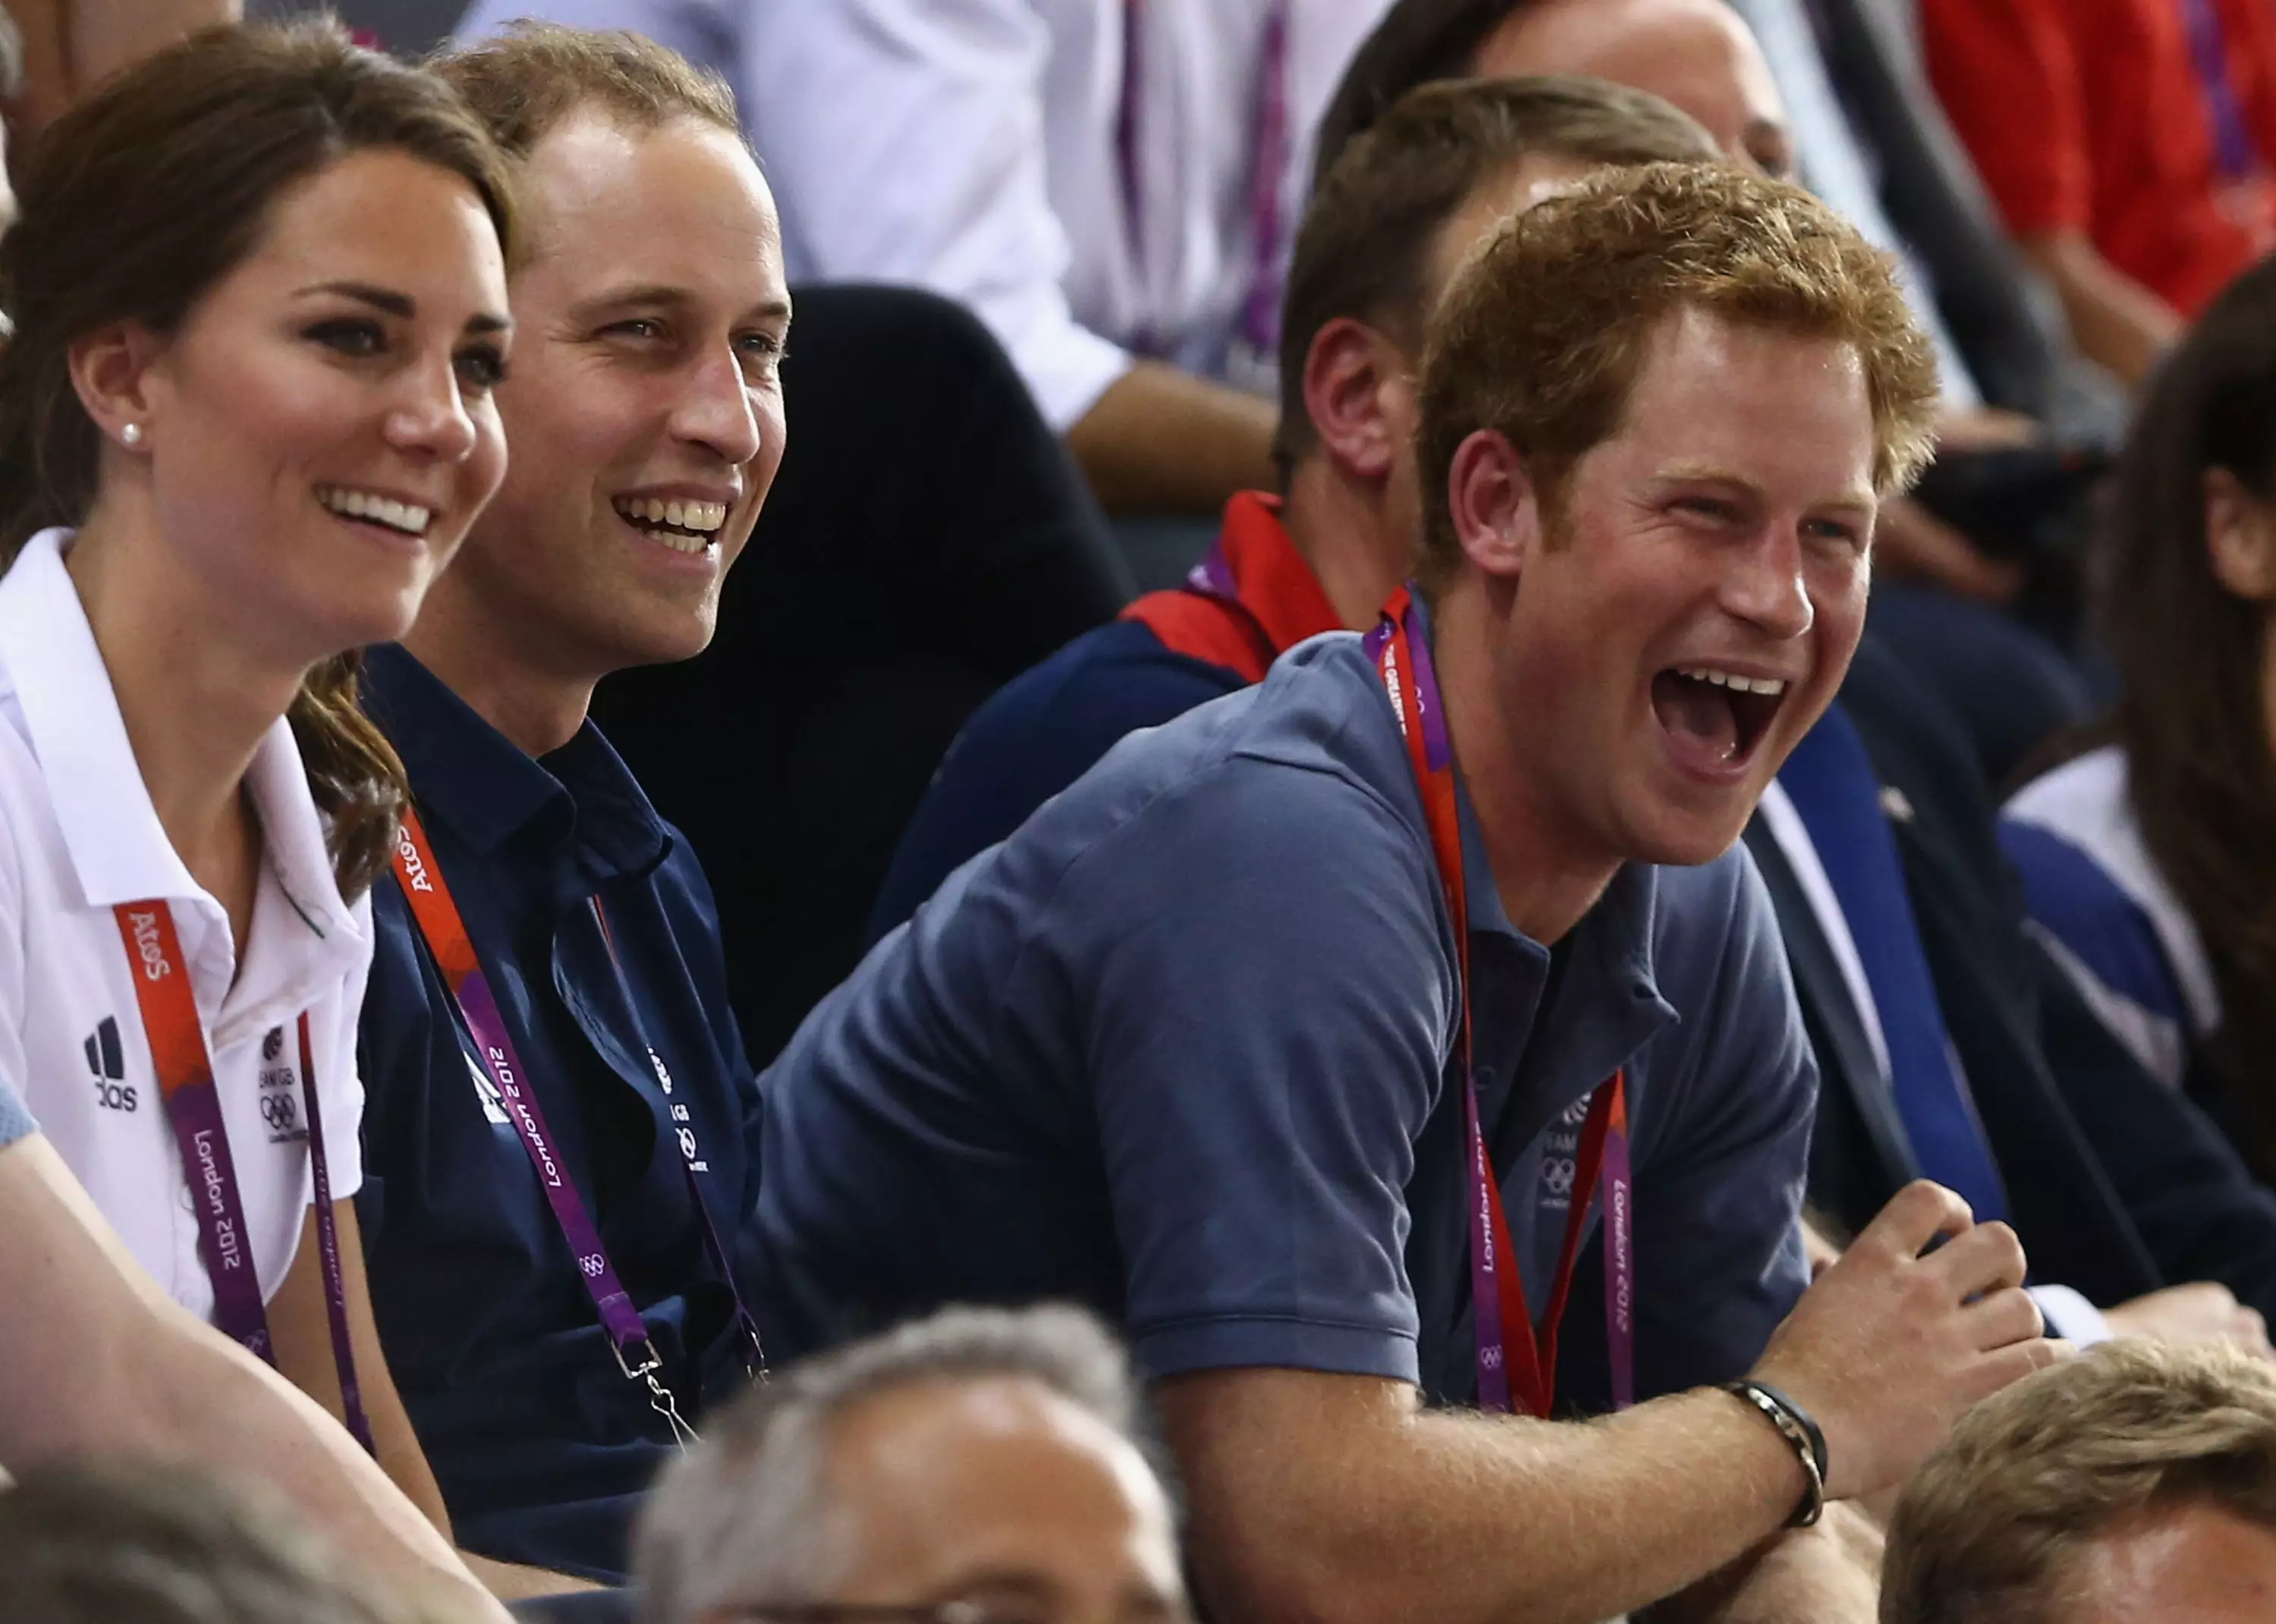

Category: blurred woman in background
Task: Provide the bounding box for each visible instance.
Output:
[2002,256,2276,1177]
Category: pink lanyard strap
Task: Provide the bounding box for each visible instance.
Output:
[1237,0,1294,356]
[1363,589,1636,1415]
[2179,0,2257,181]
[114,903,373,1451]
[1117,0,1293,356]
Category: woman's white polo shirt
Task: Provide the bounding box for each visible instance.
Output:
[0,527,369,1318]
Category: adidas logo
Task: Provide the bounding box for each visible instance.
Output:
[84,1016,137,1113]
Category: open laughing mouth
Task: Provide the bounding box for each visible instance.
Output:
[1650,664,1790,774]
[612,495,728,555]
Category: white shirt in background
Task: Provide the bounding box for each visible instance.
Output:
[454,0,1395,429]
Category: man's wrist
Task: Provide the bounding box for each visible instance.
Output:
[1719,1380,1827,1528]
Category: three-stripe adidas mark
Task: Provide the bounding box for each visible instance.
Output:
[85,1016,137,1112]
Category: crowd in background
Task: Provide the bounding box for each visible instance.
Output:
[8,2,2276,1622]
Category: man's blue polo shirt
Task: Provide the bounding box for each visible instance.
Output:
[756,630,1816,1407]
[357,646,762,1581]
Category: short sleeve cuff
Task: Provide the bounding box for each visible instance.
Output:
[0,1077,33,1151]
[1130,1314,1419,1385]
[1005,319,1135,433]
[2029,1283,2113,1347]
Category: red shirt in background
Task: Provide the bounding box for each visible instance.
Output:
[1922,0,2276,316]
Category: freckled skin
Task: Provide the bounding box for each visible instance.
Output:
[1480,309,1878,872]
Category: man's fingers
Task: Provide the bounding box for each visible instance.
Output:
[1957,1285,2043,1352]
[1853,1180,1974,1261]
[1925,1219,2029,1299]
[1973,1337,2073,1398]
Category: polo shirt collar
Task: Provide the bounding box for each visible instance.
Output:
[1217,491,1346,654]
[1404,583,1675,1091]
[363,642,668,880]
[1454,778,1676,1155]
[1452,779,1668,1004]
[0,528,360,941]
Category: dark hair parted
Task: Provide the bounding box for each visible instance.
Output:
[2100,256,2276,1171]
[0,20,518,900]
[1414,162,1941,589]
[1314,0,1533,184]
[430,19,743,161]
[1276,74,1716,473]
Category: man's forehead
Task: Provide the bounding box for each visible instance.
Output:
[517,109,785,299]
[1610,310,1877,497]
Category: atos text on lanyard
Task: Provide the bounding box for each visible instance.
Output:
[113,901,373,1450]
[388,807,765,1451]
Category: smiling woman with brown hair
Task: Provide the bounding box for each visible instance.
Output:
[0,14,514,1554]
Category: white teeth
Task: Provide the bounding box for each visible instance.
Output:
[611,495,729,542]
[318,485,432,537]
[1677,667,1787,697]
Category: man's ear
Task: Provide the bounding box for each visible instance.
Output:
[1300,316,1413,484]
[2206,466,2276,604]
[1445,427,1543,583]
[67,321,165,453]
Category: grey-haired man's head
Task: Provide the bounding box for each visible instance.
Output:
[637,1305,1187,1624]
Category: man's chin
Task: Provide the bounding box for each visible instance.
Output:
[599,611,718,673]
[1623,799,1754,871]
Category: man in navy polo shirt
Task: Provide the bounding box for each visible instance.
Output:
[352,27,789,1587]
[868,75,1720,936]
[757,165,2062,1619]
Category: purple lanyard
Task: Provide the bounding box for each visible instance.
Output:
[115,903,375,1452]
[1117,0,1294,357]
[390,809,760,1451]
[589,896,769,1381]
[2180,0,2258,181]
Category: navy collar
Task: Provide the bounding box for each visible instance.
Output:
[363,643,670,883]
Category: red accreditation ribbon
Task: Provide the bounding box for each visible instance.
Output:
[1363,586,1636,1416]
[114,902,373,1450]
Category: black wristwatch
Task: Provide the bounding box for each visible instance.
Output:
[1721,1378,1828,1528]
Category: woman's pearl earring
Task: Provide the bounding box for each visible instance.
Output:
[121,422,143,448]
